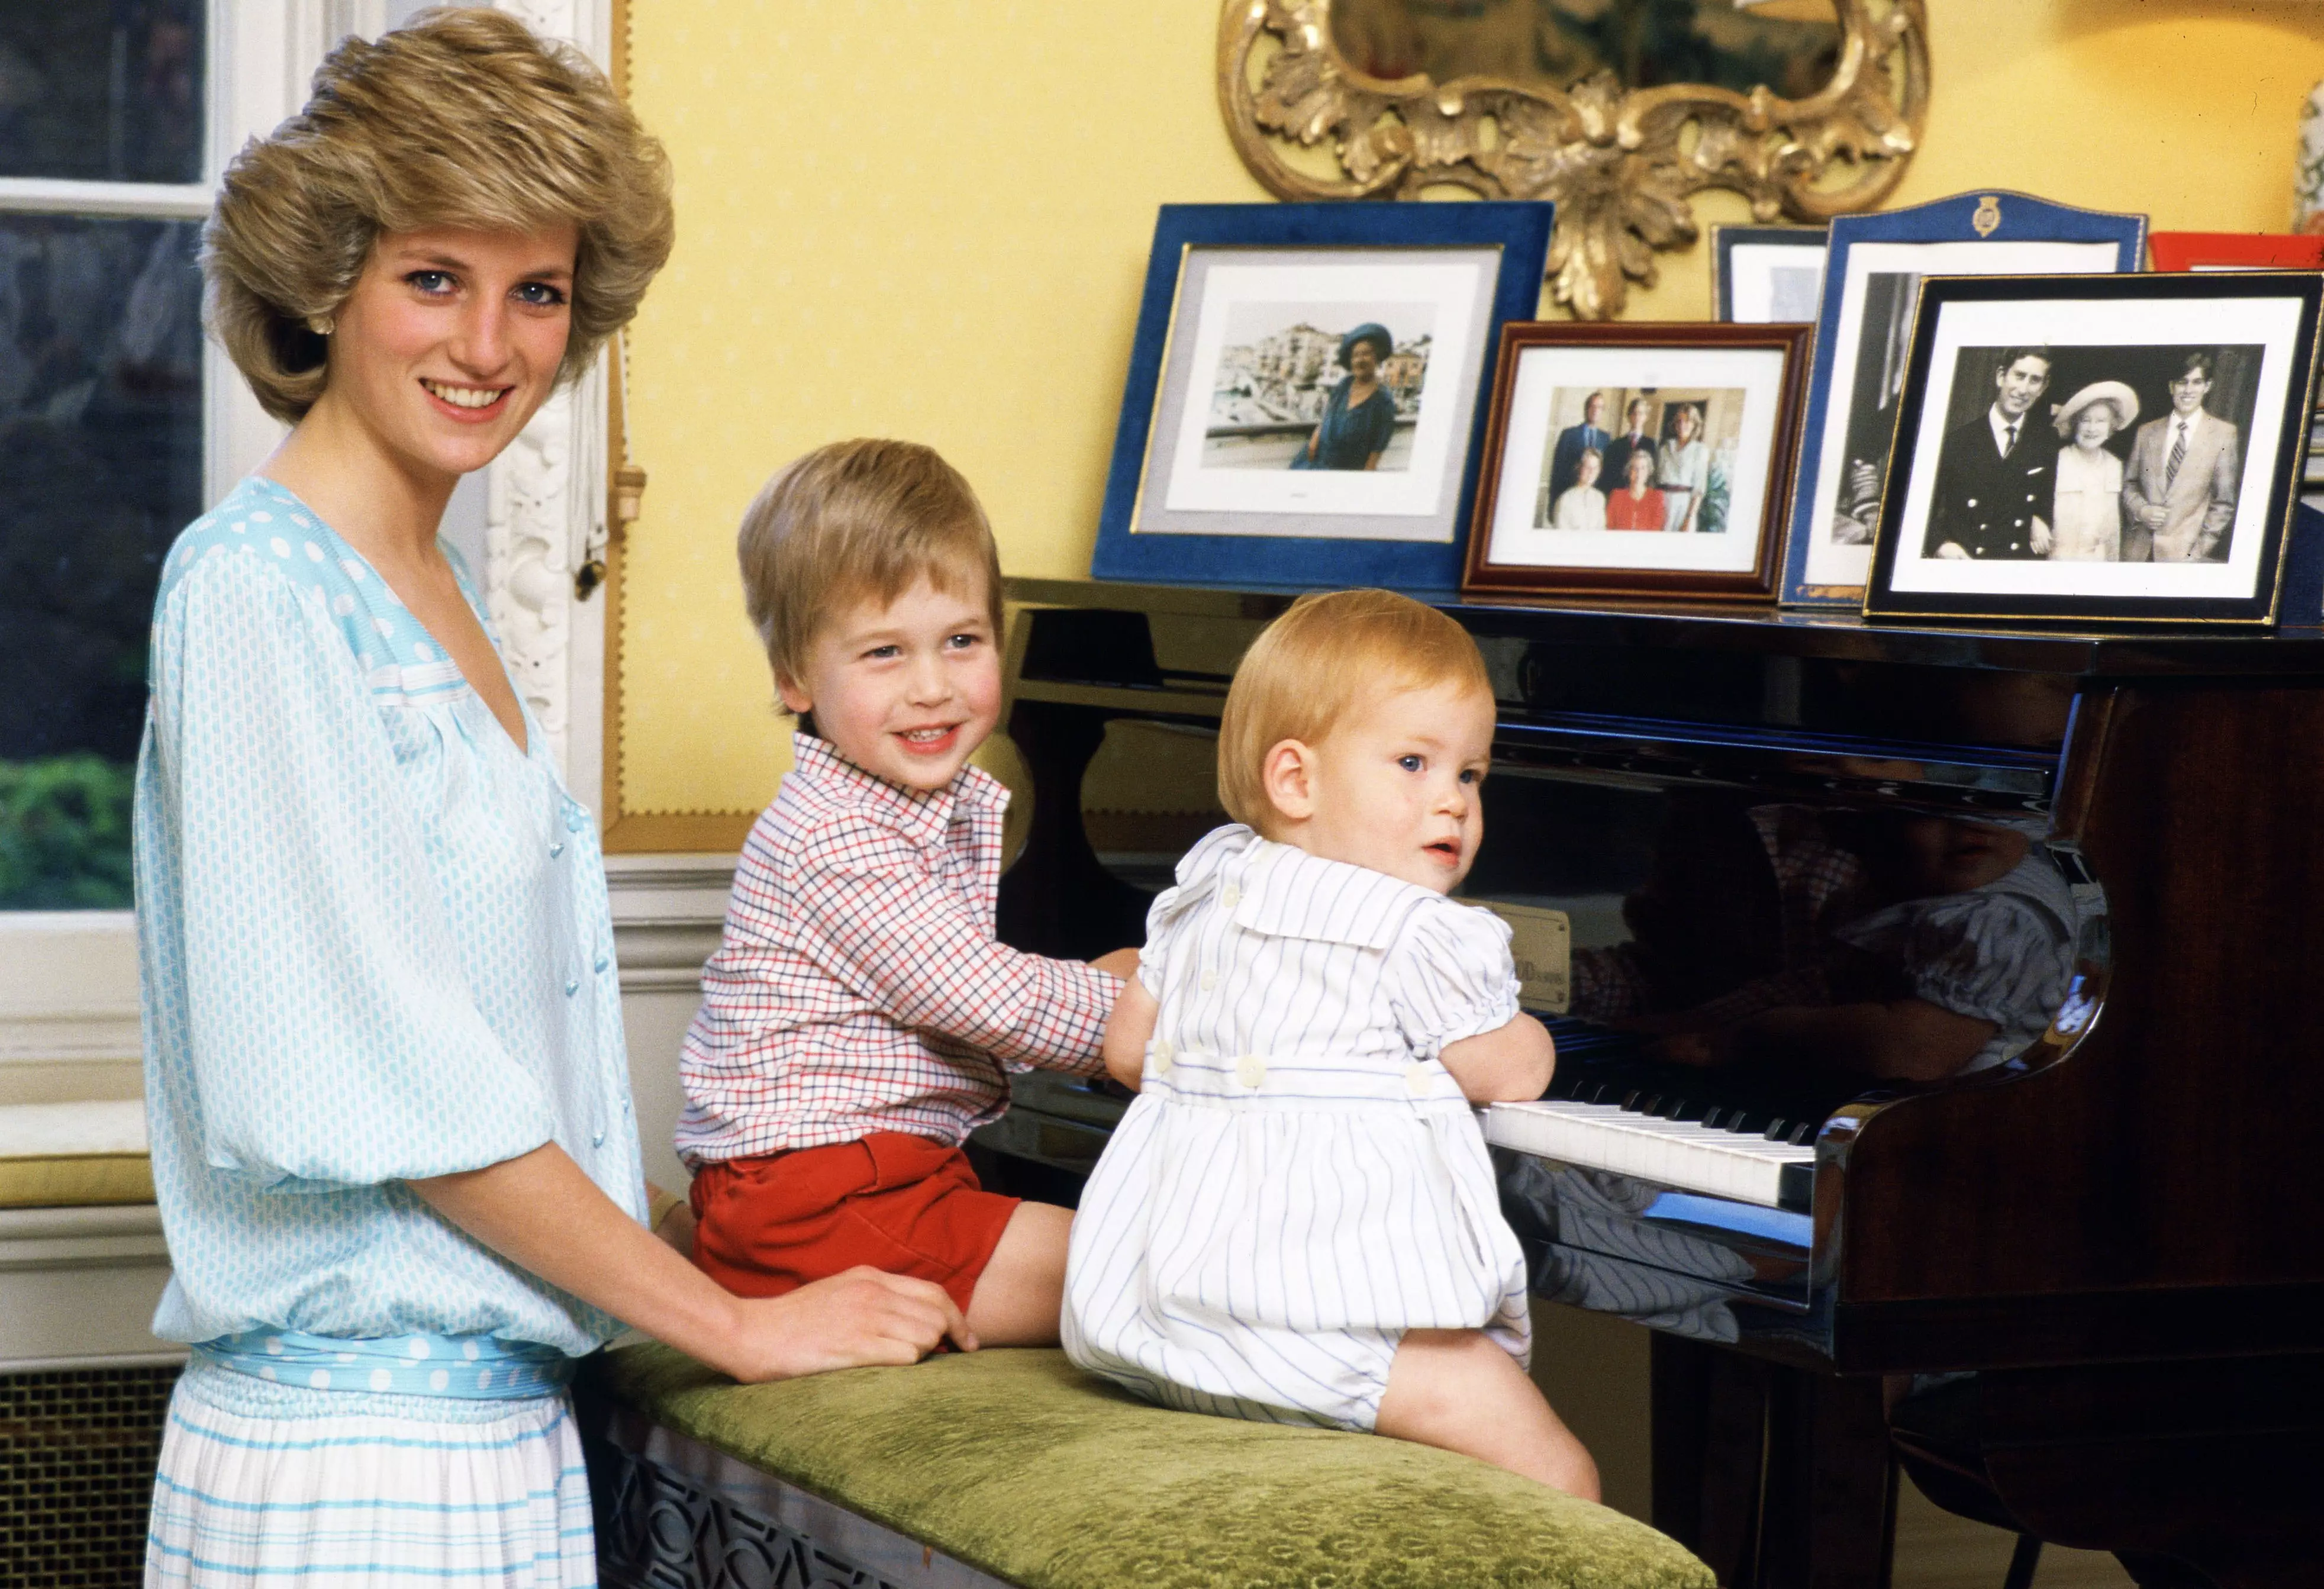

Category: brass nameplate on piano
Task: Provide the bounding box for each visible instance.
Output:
[1478,902,1571,1014]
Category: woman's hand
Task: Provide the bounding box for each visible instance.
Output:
[412,1145,974,1384]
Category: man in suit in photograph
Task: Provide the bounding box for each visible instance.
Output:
[1546,390,1611,505]
[1924,346,2054,560]
[1600,397,1656,503]
[2122,350,2239,562]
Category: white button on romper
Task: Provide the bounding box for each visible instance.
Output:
[1063,825,1533,1431]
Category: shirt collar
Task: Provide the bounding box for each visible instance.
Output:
[790,731,1004,848]
[1230,834,1433,950]
[1988,405,2025,451]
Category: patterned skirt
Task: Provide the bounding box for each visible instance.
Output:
[146,1362,594,1587]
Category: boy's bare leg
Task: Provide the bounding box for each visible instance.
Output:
[1376,1327,1601,1498]
[963,1201,1073,1346]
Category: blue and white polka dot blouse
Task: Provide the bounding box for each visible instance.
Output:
[136,475,645,1361]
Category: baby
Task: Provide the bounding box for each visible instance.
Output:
[1062,589,1599,1496]
[676,439,1136,1350]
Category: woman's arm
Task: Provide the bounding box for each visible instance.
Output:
[1437,1011,1556,1103]
[1100,977,1160,1092]
[412,1146,974,1380]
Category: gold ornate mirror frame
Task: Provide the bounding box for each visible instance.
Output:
[1218,0,1929,320]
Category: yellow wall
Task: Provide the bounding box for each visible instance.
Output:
[620,0,2324,820]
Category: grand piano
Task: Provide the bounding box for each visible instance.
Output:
[974,576,2324,1589]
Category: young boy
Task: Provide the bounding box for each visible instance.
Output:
[678,439,1136,1348]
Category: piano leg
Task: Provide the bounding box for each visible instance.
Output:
[992,700,1155,960]
[1651,1336,1898,1589]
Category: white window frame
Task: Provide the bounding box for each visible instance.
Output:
[0,0,611,1110]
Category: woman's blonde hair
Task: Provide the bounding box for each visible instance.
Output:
[737,439,1003,697]
[1218,588,1493,833]
[204,7,673,423]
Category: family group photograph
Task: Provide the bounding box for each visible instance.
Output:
[1534,384,1745,533]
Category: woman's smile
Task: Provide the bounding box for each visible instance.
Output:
[420,378,514,421]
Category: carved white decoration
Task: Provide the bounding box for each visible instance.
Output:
[483,0,613,792]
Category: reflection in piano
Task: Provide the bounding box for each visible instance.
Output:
[978,579,2324,1589]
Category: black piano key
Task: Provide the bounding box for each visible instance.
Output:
[1777,1161,1814,1213]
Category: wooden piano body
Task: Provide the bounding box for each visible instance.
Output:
[978,578,2324,1589]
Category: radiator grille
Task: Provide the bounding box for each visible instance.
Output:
[1,1365,180,1587]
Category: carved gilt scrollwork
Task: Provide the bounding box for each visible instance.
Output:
[1217,0,1928,320]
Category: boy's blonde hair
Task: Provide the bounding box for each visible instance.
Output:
[737,439,1004,694]
[1218,588,1493,833]
[204,8,673,424]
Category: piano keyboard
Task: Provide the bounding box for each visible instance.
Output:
[1486,1097,1816,1210]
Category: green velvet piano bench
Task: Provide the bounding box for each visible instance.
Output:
[578,1343,1714,1589]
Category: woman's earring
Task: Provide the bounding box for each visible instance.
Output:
[306,314,334,337]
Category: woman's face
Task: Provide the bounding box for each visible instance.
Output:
[1348,341,1379,381]
[1626,451,1653,489]
[2074,406,2114,448]
[318,224,579,482]
[1673,405,1698,440]
[1575,450,1601,487]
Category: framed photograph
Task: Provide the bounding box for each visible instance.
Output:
[1462,323,1812,602]
[1712,224,1829,324]
[1780,192,2146,608]
[2150,232,2324,272]
[1864,273,2324,626]
[1091,202,1556,593]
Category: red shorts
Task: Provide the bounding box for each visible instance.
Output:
[688,1132,1019,1315]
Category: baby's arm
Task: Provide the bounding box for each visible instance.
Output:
[1438,1011,1556,1103]
[1100,977,1159,1092]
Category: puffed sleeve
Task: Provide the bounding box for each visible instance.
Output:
[1836,892,2073,1034]
[147,553,557,1188]
[1388,900,1523,1061]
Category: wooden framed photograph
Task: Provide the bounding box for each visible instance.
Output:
[1090,201,1555,594]
[1711,224,1829,324]
[1462,322,1812,602]
[1780,192,2146,609]
[1865,272,2324,626]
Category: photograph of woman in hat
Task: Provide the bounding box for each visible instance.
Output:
[1290,321,1402,471]
[2046,380,2138,561]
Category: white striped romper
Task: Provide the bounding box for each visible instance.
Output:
[1062,824,1533,1432]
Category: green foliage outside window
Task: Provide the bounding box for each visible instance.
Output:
[0,755,136,910]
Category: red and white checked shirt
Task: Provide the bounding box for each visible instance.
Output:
[675,733,1120,1166]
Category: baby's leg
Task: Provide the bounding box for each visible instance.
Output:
[1376,1328,1600,1499]
[964,1201,1074,1346]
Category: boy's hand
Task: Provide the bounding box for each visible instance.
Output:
[1101,978,1161,1092]
[1090,947,1140,980]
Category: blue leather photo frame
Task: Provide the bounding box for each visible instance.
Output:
[1090,202,1554,595]
[1779,192,2146,608]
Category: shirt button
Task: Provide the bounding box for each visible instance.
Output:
[1236,1054,1267,1089]
[550,841,565,858]
[1221,884,1241,909]
[1150,1040,1174,1077]
[594,955,609,974]
[1201,969,1217,992]
[1404,1062,1434,1098]
[564,977,580,997]
[591,1129,605,1148]
[621,1097,633,1116]
[564,805,586,833]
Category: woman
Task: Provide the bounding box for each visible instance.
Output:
[140,15,965,1583]
[1656,402,1710,532]
[2046,380,2138,561]
[1289,322,1399,471]
[1606,447,1668,530]
[1549,446,1608,529]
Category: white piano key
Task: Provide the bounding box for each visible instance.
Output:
[1486,1098,1816,1208]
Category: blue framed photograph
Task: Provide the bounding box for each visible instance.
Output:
[1778,192,2146,608]
[1091,202,1555,595]
[1711,224,1827,325]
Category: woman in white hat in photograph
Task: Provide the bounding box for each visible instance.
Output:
[2045,380,2139,561]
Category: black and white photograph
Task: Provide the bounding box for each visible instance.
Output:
[1868,273,2324,624]
[1465,322,1810,602]
[1781,194,2146,606]
[1201,302,1434,472]
[1711,224,1828,325]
